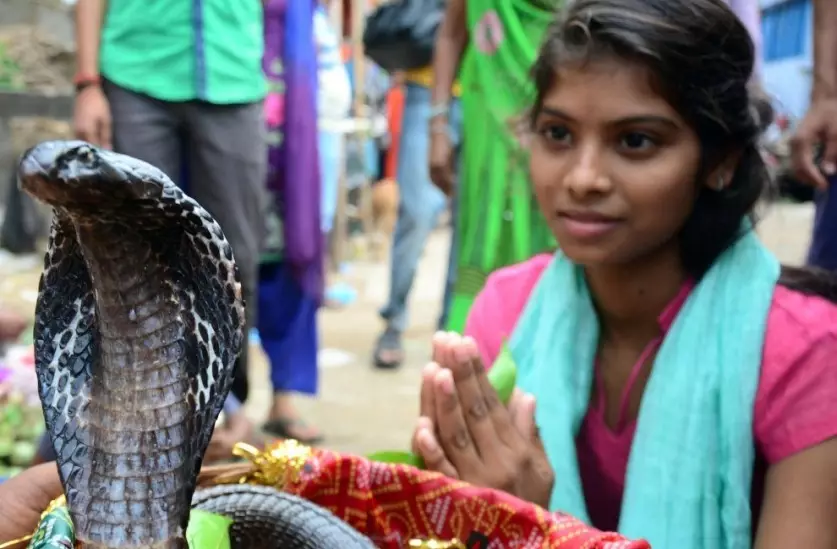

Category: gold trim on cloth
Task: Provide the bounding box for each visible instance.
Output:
[407,539,466,548]
[230,439,313,488]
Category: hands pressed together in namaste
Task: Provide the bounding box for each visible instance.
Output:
[411,332,555,508]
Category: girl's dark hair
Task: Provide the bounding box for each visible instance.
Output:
[528,0,837,301]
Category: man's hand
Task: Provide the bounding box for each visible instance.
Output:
[790,97,837,189]
[73,86,112,149]
[0,463,63,543]
[429,128,455,196]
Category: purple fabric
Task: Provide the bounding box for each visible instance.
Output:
[263,0,324,303]
[726,0,763,77]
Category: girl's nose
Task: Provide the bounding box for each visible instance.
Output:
[564,146,612,198]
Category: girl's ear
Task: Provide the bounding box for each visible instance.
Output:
[704,150,743,191]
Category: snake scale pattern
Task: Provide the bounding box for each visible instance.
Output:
[18,141,375,549]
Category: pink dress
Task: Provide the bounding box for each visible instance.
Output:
[465,255,837,532]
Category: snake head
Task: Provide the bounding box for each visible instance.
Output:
[18,140,166,212]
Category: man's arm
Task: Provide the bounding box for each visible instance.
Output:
[430,0,468,108]
[812,0,837,101]
[74,0,106,79]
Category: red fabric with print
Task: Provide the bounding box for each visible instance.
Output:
[281,448,650,549]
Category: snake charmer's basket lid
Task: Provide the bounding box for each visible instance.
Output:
[197,441,651,549]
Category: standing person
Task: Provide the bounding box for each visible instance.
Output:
[372,57,464,369]
[791,0,837,270]
[429,0,558,334]
[72,0,266,403]
[258,0,325,443]
[316,0,353,237]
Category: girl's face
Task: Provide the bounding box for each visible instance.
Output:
[529,58,706,268]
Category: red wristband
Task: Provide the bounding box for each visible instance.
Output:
[73,73,101,92]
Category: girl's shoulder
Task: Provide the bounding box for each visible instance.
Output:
[465,255,552,367]
[755,285,837,463]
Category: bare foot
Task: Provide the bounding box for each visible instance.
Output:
[264,393,323,443]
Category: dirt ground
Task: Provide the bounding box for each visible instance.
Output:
[0,201,816,456]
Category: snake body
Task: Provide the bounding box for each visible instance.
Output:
[18,141,374,549]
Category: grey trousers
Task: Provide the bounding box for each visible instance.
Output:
[104,80,267,402]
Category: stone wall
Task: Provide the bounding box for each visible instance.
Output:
[0,0,74,199]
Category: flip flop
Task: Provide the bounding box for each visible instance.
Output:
[373,328,403,370]
[262,417,325,445]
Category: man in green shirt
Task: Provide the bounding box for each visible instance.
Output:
[72,0,267,403]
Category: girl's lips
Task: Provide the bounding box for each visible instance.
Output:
[557,213,622,239]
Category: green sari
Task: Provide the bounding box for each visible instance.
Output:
[446,0,560,333]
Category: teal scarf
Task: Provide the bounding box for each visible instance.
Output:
[509,230,780,548]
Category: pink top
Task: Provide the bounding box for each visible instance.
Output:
[466,255,837,532]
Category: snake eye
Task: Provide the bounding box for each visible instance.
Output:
[75,145,97,165]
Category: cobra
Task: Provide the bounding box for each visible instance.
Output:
[18,141,375,549]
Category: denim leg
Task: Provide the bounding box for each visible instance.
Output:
[807,176,837,270]
[319,130,342,234]
[438,98,464,330]
[380,84,446,332]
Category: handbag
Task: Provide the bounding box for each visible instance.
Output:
[362,0,445,73]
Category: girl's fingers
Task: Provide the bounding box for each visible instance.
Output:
[433,368,481,472]
[448,336,499,453]
[419,361,441,419]
[414,417,459,479]
[509,390,537,439]
[433,331,462,370]
[475,353,518,445]
[431,331,447,363]
[432,331,454,368]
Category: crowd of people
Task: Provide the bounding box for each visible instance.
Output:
[2,0,837,545]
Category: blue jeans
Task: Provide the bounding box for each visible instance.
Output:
[319,130,342,234]
[380,84,462,333]
[808,176,837,269]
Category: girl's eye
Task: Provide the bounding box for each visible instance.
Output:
[539,124,572,144]
[619,132,656,151]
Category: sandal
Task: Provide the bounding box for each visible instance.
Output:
[373,328,404,370]
[262,417,324,445]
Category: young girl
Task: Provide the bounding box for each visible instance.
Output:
[411,0,837,547]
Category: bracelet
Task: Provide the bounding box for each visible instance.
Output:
[73,73,101,93]
[429,101,450,120]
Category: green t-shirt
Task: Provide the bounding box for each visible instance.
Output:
[100,0,267,104]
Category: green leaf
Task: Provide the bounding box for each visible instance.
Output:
[367,450,425,468]
[487,342,517,404]
[186,509,233,549]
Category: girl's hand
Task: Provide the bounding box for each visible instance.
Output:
[412,333,554,508]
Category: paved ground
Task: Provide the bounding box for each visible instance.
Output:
[0,201,817,456]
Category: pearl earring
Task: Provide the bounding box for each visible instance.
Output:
[714,175,726,191]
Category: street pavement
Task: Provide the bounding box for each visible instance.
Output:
[0,201,816,456]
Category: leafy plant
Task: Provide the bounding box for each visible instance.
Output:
[0,42,24,91]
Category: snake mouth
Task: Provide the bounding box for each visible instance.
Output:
[19,140,160,211]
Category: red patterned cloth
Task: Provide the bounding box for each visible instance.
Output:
[280,448,650,548]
